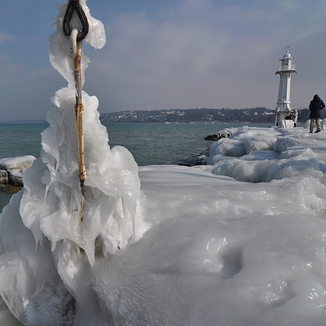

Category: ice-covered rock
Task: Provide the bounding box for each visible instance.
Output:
[0,156,35,171]
[0,156,35,187]
[8,169,23,186]
[0,170,8,185]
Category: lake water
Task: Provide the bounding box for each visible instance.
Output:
[0,122,271,212]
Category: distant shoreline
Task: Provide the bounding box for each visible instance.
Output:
[0,120,275,125]
[0,120,48,124]
[2,107,311,124]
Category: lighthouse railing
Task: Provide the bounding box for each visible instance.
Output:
[276,64,296,72]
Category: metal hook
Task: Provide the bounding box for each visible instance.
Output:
[63,0,89,42]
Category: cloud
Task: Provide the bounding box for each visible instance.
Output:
[86,2,285,112]
[0,60,25,87]
[178,0,212,15]
[27,67,55,81]
[87,0,326,114]
[0,31,15,45]
[274,0,298,14]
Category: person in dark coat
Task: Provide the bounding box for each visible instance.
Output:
[309,94,325,133]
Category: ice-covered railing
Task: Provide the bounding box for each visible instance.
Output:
[0,1,147,324]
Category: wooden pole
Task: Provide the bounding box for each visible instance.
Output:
[73,34,86,221]
[63,0,89,221]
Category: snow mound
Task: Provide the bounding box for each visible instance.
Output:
[208,126,326,183]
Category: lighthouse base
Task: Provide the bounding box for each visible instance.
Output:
[274,109,298,128]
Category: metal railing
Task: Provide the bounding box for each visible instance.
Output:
[276,64,296,72]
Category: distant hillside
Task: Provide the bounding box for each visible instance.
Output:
[100,107,276,124]
[0,120,47,124]
[1,108,312,124]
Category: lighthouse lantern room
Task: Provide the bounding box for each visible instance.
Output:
[274,49,297,127]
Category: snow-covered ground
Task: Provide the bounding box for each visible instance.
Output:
[134,127,326,326]
[1,1,326,325]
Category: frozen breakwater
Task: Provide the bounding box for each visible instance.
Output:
[0,156,35,188]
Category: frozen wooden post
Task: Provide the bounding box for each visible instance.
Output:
[63,0,89,220]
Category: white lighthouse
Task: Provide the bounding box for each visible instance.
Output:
[274,49,297,127]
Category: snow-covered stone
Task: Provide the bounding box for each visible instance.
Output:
[8,169,23,186]
[0,170,8,184]
[0,156,35,171]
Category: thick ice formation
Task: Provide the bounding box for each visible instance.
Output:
[0,1,147,324]
[209,126,326,183]
[23,0,147,263]
[107,162,326,326]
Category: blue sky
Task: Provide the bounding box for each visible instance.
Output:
[1,0,326,121]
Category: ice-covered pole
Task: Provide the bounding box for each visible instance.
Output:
[19,0,147,271]
[63,0,89,220]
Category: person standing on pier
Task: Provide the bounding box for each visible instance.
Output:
[309,94,325,133]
